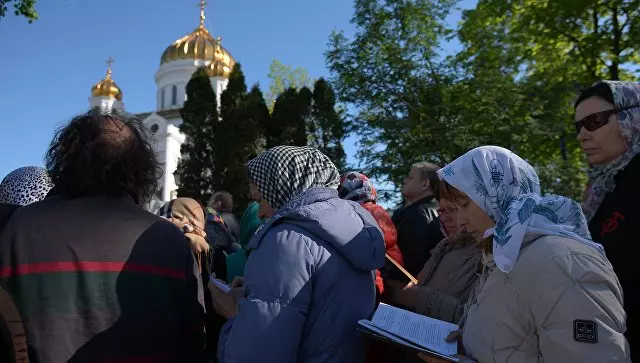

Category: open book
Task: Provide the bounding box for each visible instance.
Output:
[358,303,460,362]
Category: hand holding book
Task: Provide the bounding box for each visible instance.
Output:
[358,303,460,362]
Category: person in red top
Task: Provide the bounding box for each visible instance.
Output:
[338,172,404,298]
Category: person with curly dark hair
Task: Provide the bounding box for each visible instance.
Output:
[0,109,207,363]
[44,109,161,203]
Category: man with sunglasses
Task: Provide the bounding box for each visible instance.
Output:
[575,81,640,358]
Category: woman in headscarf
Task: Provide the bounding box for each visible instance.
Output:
[210,146,385,363]
[421,146,629,363]
[385,174,481,325]
[156,197,210,256]
[156,197,223,362]
[575,81,639,355]
[338,171,403,300]
[0,166,53,363]
[0,166,54,206]
[0,166,54,232]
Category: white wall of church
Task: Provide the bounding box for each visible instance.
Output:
[156,59,206,111]
[141,59,229,209]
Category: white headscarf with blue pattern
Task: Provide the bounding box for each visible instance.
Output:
[439,146,605,273]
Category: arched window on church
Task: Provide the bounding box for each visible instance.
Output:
[171,85,177,106]
[161,87,165,109]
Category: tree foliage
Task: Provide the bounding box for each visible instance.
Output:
[0,0,37,22]
[327,0,640,201]
[175,67,218,205]
[326,0,461,189]
[266,59,313,110]
[308,78,347,171]
[214,64,266,213]
[266,87,309,147]
[456,0,640,198]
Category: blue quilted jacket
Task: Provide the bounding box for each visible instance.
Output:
[217,187,385,363]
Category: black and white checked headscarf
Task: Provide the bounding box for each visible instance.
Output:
[247,146,340,211]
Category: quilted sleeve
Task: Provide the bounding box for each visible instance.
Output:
[532,251,630,363]
[217,225,315,363]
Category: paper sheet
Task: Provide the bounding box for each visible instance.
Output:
[370,303,458,356]
[358,320,460,362]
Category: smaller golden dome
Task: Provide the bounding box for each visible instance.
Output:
[91,58,123,101]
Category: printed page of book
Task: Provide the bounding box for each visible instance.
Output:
[370,303,459,356]
[358,320,460,362]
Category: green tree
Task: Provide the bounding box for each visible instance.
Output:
[326,0,463,191]
[266,59,313,110]
[308,78,347,171]
[455,0,640,198]
[246,84,270,155]
[1,0,37,22]
[175,67,218,205]
[266,87,310,147]
[215,63,264,213]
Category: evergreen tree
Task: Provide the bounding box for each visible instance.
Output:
[246,84,270,154]
[268,87,310,147]
[175,67,218,205]
[215,63,263,213]
[308,78,347,171]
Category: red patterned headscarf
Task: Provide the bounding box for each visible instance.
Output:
[338,172,377,204]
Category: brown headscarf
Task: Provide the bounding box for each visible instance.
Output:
[157,198,210,270]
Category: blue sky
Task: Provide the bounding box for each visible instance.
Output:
[0,0,475,180]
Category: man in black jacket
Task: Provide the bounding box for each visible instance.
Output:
[392,162,443,277]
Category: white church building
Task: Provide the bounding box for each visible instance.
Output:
[88,1,235,211]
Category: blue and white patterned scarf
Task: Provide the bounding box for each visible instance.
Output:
[439,146,604,273]
[583,81,640,221]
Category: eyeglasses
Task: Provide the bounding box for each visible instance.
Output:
[574,105,640,133]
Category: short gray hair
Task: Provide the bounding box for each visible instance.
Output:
[412,162,440,189]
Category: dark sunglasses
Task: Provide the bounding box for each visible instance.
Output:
[574,105,640,133]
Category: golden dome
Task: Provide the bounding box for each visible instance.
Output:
[91,58,123,100]
[160,1,236,78]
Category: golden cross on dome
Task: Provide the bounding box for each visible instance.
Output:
[105,57,114,80]
[198,0,207,28]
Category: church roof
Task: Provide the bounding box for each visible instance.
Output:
[135,108,182,121]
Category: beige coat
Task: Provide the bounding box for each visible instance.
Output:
[414,237,481,323]
[462,234,630,363]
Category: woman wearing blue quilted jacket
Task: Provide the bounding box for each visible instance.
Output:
[209,146,386,363]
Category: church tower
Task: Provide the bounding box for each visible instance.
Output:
[89,57,124,112]
[136,0,236,211]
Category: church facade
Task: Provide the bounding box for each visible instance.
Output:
[88,2,235,211]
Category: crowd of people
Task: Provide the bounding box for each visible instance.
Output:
[0,80,636,362]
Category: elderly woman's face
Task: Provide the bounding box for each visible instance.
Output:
[454,194,495,242]
[437,198,458,237]
[250,182,274,219]
[575,96,627,165]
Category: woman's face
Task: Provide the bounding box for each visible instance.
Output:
[437,198,458,237]
[249,182,274,219]
[575,96,627,165]
[454,194,495,242]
